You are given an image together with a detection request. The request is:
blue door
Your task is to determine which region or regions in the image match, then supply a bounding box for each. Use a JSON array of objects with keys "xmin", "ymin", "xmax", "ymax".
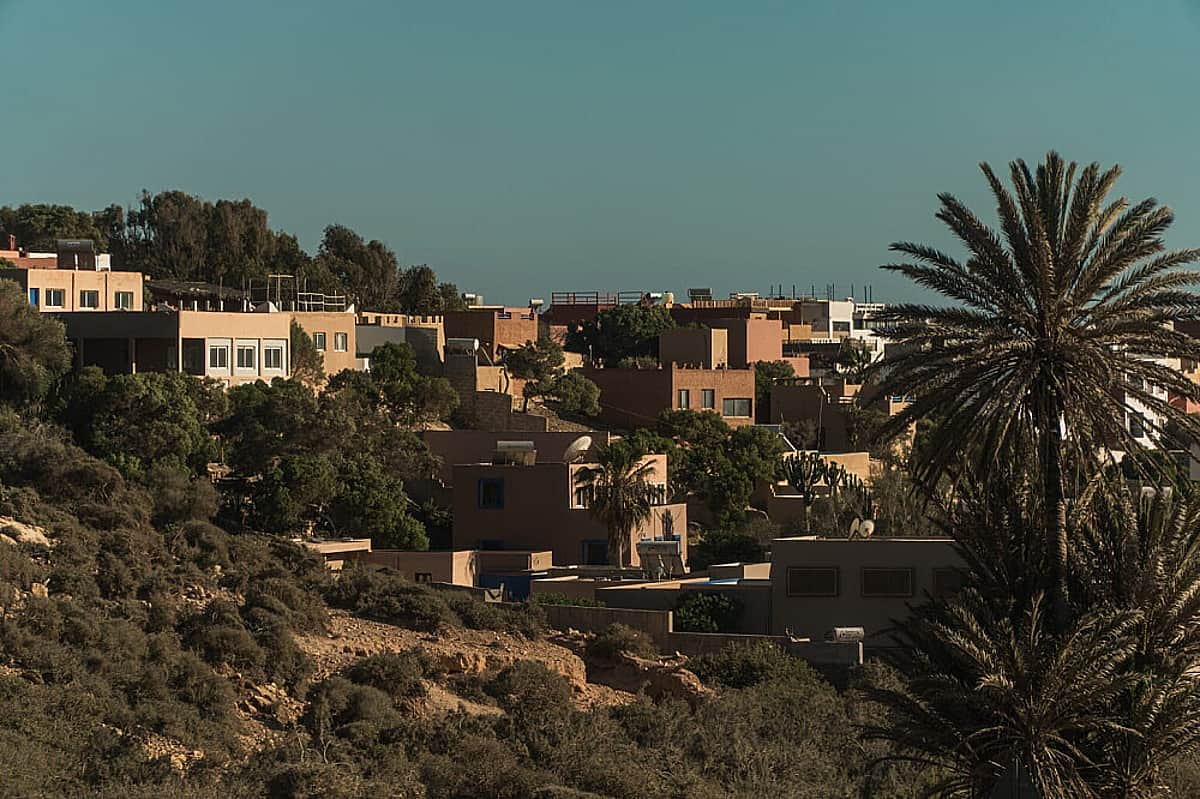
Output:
[{"xmin": 28, "ymin": 288, "xmax": 38, "ymax": 307}]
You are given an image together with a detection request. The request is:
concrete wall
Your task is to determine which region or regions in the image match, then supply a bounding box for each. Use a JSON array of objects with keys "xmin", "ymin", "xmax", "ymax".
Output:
[
  {"xmin": 769, "ymin": 537, "xmax": 962, "ymax": 641},
  {"xmin": 539, "ymin": 603, "xmax": 861, "ymax": 667},
  {"xmin": 362, "ymin": 549, "xmax": 478, "ymax": 585},
  {"xmin": 6, "ymin": 268, "xmax": 144, "ymax": 312},
  {"xmin": 422, "ymin": 430, "xmax": 611, "ymax": 484},
  {"xmin": 708, "ymin": 318, "xmax": 784, "ymax": 367},
  {"xmin": 659, "ymin": 327, "xmax": 728, "ymax": 369},
  {"xmin": 292, "ymin": 311, "xmax": 357, "ymax": 376},
  {"xmin": 770, "ymin": 384, "xmax": 850, "ymax": 450}
]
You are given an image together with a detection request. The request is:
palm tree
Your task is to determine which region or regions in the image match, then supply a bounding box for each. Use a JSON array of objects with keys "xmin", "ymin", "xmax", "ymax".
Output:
[
  {"xmin": 575, "ymin": 443, "xmax": 659, "ymax": 567},
  {"xmin": 874, "ymin": 151, "xmax": 1200, "ymax": 620},
  {"xmin": 866, "ymin": 475, "xmax": 1200, "ymax": 797}
]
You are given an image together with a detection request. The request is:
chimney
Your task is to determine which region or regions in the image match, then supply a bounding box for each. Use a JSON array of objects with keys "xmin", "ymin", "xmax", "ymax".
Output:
[{"xmin": 5, "ymin": 234, "xmax": 14, "ymax": 251}]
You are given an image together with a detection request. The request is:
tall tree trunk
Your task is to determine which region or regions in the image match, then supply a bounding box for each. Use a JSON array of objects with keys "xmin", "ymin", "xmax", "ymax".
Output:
[{"xmin": 1044, "ymin": 399, "xmax": 1069, "ymax": 631}]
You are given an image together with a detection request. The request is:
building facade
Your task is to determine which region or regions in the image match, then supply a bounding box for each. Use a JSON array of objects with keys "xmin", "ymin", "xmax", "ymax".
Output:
[
  {"xmin": 451, "ymin": 453, "xmax": 686, "ymax": 567},
  {"xmin": 4, "ymin": 267, "xmax": 144, "ymax": 313},
  {"xmin": 581, "ymin": 364, "xmax": 756, "ymax": 429}
]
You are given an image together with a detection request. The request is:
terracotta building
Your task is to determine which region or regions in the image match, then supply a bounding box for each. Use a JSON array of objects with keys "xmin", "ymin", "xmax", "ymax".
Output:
[
  {"xmin": 443, "ymin": 306, "xmax": 538, "ymax": 364},
  {"xmin": 581, "ymin": 364, "xmax": 757, "ymax": 429},
  {"xmin": 451, "ymin": 450, "xmax": 686, "ymax": 567}
]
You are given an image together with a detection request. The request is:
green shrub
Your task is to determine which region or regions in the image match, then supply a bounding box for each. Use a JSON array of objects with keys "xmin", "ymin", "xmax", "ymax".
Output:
[
  {"xmin": 672, "ymin": 592, "xmax": 742, "ymax": 633},
  {"xmin": 531, "ymin": 593, "xmax": 605, "ymax": 608},
  {"xmin": 343, "ymin": 651, "xmax": 433, "ymax": 700},
  {"xmin": 689, "ymin": 640, "xmax": 816, "ymax": 689},
  {"xmin": 446, "ymin": 594, "xmax": 546, "ymax": 638},
  {"xmin": 585, "ymin": 624, "xmax": 659, "ymax": 662}
]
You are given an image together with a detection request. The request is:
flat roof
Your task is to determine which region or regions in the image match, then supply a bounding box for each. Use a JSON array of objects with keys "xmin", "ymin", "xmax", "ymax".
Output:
[{"xmin": 772, "ymin": 535, "xmax": 954, "ymax": 543}]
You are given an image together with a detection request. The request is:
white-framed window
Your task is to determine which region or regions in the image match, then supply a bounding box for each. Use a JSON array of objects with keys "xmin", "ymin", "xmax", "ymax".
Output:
[
  {"xmin": 333, "ymin": 332, "xmax": 348, "ymax": 352},
  {"xmin": 236, "ymin": 345, "xmax": 256, "ymax": 369},
  {"xmin": 209, "ymin": 345, "xmax": 229, "ymax": 369},
  {"xmin": 313, "ymin": 332, "xmax": 326, "ymax": 350},
  {"xmin": 114, "ymin": 291, "xmax": 134, "ymax": 310},
  {"xmin": 677, "ymin": 389, "xmax": 690, "ymax": 409},
  {"xmin": 45, "ymin": 288, "xmax": 66, "ymax": 308},
  {"xmin": 264, "ymin": 346, "xmax": 283, "ymax": 370},
  {"xmin": 79, "ymin": 290, "xmax": 99, "ymax": 309},
  {"xmin": 701, "ymin": 389, "xmax": 715, "ymax": 409}
]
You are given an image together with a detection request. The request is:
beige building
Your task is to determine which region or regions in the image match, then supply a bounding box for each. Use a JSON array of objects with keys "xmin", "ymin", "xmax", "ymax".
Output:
[
  {"xmin": 363, "ymin": 549, "xmax": 554, "ymax": 586},
  {"xmin": 59, "ymin": 308, "xmax": 293, "ymax": 387},
  {"xmin": 3, "ymin": 267, "xmax": 144, "ymax": 312},
  {"xmin": 292, "ymin": 310, "xmax": 357, "ymax": 376},
  {"xmin": 769, "ymin": 536, "xmax": 962, "ymax": 641}
]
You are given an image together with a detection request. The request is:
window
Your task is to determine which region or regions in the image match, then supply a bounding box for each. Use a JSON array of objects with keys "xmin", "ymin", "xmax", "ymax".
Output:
[
  {"xmin": 478, "ymin": 478, "xmax": 504, "ymax": 509},
  {"xmin": 677, "ymin": 389, "xmax": 690, "ymax": 409},
  {"xmin": 786, "ymin": 567, "xmax": 839, "ymax": 597},
  {"xmin": 114, "ymin": 291, "xmax": 134, "ymax": 310},
  {"xmin": 334, "ymin": 332, "xmax": 349, "ymax": 352},
  {"xmin": 236, "ymin": 345, "xmax": 256, "ymax": 369},
  {"xmin": 932, "ymin": 568, "xmax": 965, "ymax": 599},
  {"xmin": 79, "ymin": 290, "xmax": 99, "ymax": 309},
  {"xmin": 861, "ymin": 568, "xmax": 914, "ymax": 598},
  {"xmin": 1130, "ymin": 413, "xmax": 1146, "ymax": 439},
  {"xmin": 701, "ymin": 389, "xmax": 715, "ymax": 409},
  {"xmin": 209, "ymin": 346, "xmax": 229, "ymax": 369},
  {"xmin": 832, "ymin": 320, "xmax": 852, "ymax": 333},
  {"xmin": 722, "ymin": 397, "xmax": 752, "ymax": 417},
  {"xmin": 28, "ymin": 288, "xmax": 38, "ymax": 307},
  {"xmin": 414, "ymin": 572, "xmax": 433, "ymax": 584},
  {"xmin": 264, "ymin": 346, "xmax": 283, "ymax": 370},
  {"xmin": 581, "ymin": 540, "xmax": 608, "ymax": 566},
  {"xmin": 45, "ymin": 288, "xmax": 65, "ymax": 308},
  {"xmin": 574, "ymin": 484, "xmax": 595, "ymax": 509},
  {"xmin": 313, "ymin": 332, "xmax": 326, "ymax": 350}
]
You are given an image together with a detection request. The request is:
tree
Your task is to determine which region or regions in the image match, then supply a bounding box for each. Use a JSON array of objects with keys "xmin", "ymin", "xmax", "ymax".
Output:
[
  {"xmin": 867, "ymin": 476, "xmax": 1200, "ymax": 797},
  {"xmin": 629, "ymin": 410, "xmax": 784, "ymax": 526},
  {"xmin": 0, "ymin": 280, "xmax": 71, "ymax": 409},
  {"xmin": 565, "ymin": 305, "xmax": 675, "ymax": 365},
  {"xmin": 290, "ymin": 320, "xmax": 325, "ymax": 387},
  {"xmin": 575, "ymin": 442, "xmax": 658, "ymax": 567},
  {"xmin": 57, "ymin": 368, "xmax": 226, "ymax": 481},
  {"xmin": 0, "ymin": 203, "xmax": 111, "ymax": 251},
  {"xmin": 505, "ymin": 336, "xmax": 565, "ymax": 409},
  {"xmin": 317, "ymin": 224, "xmax": 400, "ymax": 310},
  {"xmin": 754, "ymin": 360, "xmax": 795, "ymax": 421},
  {"xmin": 504, "ymin": 337, "xmax": 600, "ymax": 416},
  {"xmin": 874, "ymin": 151, "xmax": 1200, "ymax": 622},
  {"xmin": 834, "ymin": 340, "xmax": 873, "ymax": 383},
  {"xmin": 551, "ymin": 371, "xmax": 600, "ymax": 417}
]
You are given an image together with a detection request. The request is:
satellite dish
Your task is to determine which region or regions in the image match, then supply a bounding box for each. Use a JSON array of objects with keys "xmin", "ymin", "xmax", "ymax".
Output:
[
  {"xmin": 859, "ymin": 520, "xmax": 875, "ymax": 539},
  {"xmin": 562, "ymin": 435, "xmax": 593, "ymax": 463}
]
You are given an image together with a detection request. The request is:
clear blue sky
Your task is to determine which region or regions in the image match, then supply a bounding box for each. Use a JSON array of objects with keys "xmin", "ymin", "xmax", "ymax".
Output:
[{"xmin": 4, "ymin": 0, "xmax": 1200, "ymax": 304}]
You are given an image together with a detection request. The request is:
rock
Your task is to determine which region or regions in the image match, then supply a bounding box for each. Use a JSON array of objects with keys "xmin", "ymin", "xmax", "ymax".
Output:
[
  {"xmin": 30, "ymin": 583, "xmax": 49, "ymax": 600},
  {"xmin": 0, "ymin": 518, "xmax": 51, "ymax": 549},
  {"xmin": 434, "ymin": 650, "xmax": 488, "ymax": 674}
]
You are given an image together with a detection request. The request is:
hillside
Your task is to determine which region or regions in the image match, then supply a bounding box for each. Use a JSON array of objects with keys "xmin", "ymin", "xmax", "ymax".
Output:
[{"xmin": 0, "ymin": 412, "xmax": 929, "ymax": 798}]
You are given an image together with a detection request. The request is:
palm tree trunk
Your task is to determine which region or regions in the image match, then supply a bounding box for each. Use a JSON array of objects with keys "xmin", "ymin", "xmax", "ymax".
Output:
[{"xmin": 1043, "ymin": 398, "xmax": 1069, "ymax": 631}]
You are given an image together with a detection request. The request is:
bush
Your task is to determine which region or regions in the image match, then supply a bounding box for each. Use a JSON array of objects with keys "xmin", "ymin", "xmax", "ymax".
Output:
[
  {"xmin": 690, "ymin": 640, "xmax": 816, "ymax": 689},
  {"xmin": 446, "ymin": 593, "xmax": 546, "ymax": 638},
  {"xmin": 342, "ymin": 651, "xmax": 433, "ymax": 700},
  {"xmin": 531, "ymin": 593, "xmax": 605, "ymax": 608},
  {"xmin": 672, "ymin": 592, "xmax": 742, "ymax": 633},
  {"xmin": 585, "ymin": 624, "xmax": 659, "ymax": 662}
]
